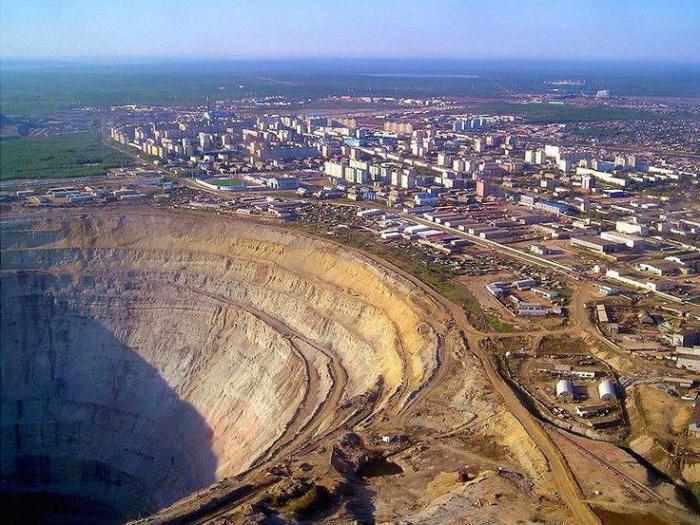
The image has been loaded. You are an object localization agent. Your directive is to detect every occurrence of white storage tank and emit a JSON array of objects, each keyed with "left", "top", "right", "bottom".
[
  {"left": 556, "top": 379, "right": 574, "bottom": 399},
  {"left": 598, "top": 380, "right": 617, "bottom": 401}
]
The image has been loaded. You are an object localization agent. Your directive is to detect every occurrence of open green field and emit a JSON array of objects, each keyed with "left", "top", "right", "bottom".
[
  {"left": 0, "top": 133, "right": 133, "bottom": 180},
  {"left": 214, "top": 178, "right": 244, "bottom": 186}
]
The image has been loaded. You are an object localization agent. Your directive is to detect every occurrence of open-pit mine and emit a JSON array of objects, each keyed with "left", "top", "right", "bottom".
[{"left": 1, "top": 209, "right": 695, "bottom": 524}]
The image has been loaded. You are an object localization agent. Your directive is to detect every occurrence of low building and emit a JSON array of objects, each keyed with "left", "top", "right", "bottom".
[
  {"left": 530, "top": 244, "right": 551, "bottom": 255},
  {"left": 518, "top": 303, "right": 562, "bottom": 316},
  {"left": 596, "top": 304, "right": 609, "bottom": 324},
  {"left": 616, "top": 220, "right": 649, "bottom": 236},
  {"left": 636, "top": 259, "right": 686, "bottom": 276},
  {"left": 670, "top": 331, "right": 700, "bottom": 348},
  {"left": 533, "top": 288, "right": 558, "bottom": 300},
  {"left": 539, "top": 364, "right": 596, "bottom": 378},
  {"left": 605, "top": 270, "right": 674, "bottom": 293},
  {"left": 571, "top": 236, "right": 625, "bottom": 254},
  {"left": 486, "top": 282, "right": 508, "bottom": 297},
  {"left": 665, "top": 252, "right": 700, "bottom": 270},
  {"left": 513, "top": 278, "right": 537, "bottom": 290},
  {"left": 414, "top": 192, "right": 437, "bottom": 206},
  {"left": 587, "top": 414, "right": 621, "bottom": 430},
  {"left": 267, "top": 176, "right": 299, "bottom": 190},
  {"left": 600, "top": 231, "right": 649, "bottom": 250}
]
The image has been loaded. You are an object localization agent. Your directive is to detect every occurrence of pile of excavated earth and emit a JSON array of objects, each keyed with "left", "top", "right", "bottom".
[{"left": 0, "top": 208, "right": 695, "bottom": 524}]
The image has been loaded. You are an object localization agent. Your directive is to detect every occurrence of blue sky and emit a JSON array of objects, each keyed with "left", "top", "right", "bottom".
[{"left": 1, "top": 0, "right": 699, "bottom": 61}]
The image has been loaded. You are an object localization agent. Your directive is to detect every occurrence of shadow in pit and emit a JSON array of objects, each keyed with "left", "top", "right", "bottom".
[
  {"left": 342, "top": 482, "right": 377, "bottom": 525},
  {"left": 0, "top": 272, "right": 218, "bottom": 524},
  {"left": 621, "top": 446, "right": 700, "bottom": 517}
]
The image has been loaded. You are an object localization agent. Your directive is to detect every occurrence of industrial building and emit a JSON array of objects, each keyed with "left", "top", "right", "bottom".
[
  {"left": 571, "top": 236, "right": 625, "bottom": 254},
  {"left": 600, "top": 230, "right": 649, "bottom": 250},
  {"left": 598, "top": 380, "right": 617, "bottom": 401},
  {"left": 636, "top": 259, "right": 686, "bottom": 276},
  {"left": 266, "top": 176, "right": 299, "bottom": 190},
  {"left": 556, "top": 379, "right": 574, "bottom": 399}
]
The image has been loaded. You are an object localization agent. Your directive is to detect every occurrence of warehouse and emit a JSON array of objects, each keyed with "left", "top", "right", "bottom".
[
  {"left": 571, "top": 236, "right": 625, "bottom": 254},
  {"left": 600, "top": 231, "right": 649, "bottom": 250},
  {"left": 636, "top": 259, "right": 686, "bottom": 276}
]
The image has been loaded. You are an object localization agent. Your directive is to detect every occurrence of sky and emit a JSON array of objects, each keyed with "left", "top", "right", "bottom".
[{"left": 1, "top": 0, "right": 699, "bottom": 62}]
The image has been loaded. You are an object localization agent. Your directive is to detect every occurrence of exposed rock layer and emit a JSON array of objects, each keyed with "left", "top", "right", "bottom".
[{"left": 0, "top": 211, "right": 441, "bottom": 521}]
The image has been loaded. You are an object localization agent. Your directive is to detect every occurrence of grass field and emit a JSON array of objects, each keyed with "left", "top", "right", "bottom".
[
  {"left": 0, "top": 133, "right": 133, "bottom": 180},
  {"left": 214, "top": 178, "right": 244, "bottom": 186}
]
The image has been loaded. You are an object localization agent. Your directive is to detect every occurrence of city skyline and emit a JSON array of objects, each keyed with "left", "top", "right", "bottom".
[{"left": 1, "top": 0, "right": 699, "bottom": 62}]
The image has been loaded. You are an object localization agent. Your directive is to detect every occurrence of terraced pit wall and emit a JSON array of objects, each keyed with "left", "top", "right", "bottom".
[{"left": 0, "top": 211, "right": 442, "bottom": 521}]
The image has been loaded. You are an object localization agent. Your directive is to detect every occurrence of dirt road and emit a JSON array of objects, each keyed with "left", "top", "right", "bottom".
[{"left": 352, "top": 247, "right": 602, "bottom": 525}]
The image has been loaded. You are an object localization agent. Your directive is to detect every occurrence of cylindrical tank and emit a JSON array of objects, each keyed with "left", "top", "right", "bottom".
[
  {"left": 556, "top": 379, "right": 574, "bottom": 399},
  {"left": 598, "top": 379, "right": 617, "bottom": 401}
]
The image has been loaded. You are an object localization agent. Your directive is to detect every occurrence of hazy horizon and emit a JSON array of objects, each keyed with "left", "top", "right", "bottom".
[{"left": 1, "top": 0, "right": 699, "bottom": 62}]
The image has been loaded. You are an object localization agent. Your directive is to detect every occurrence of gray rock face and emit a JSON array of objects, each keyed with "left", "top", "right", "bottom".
[{"left": 1, "top": 272, "right": 220, "bottom": 521}]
